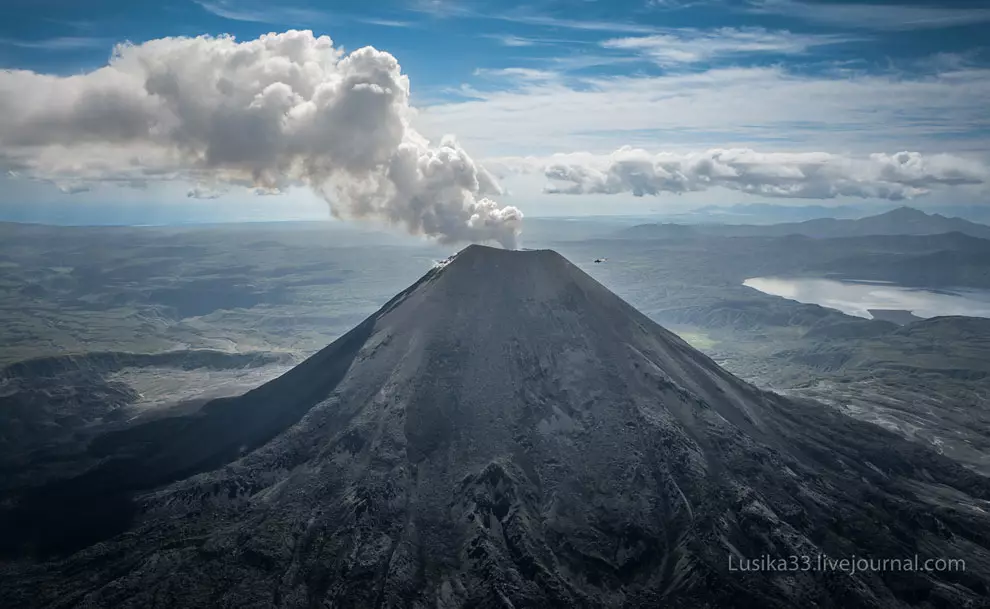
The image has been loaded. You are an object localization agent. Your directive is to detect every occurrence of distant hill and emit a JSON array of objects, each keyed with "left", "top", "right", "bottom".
[
  {"left": 615, "top": 222, "right": 699, "bottom": 240},
  {"left": 893, "top": 315, "right": 990, "bottom": 341},
  {"left": 663, "top": 203, "right": 875, "bottom": 225},
  {"left": 815, "top": 235, "right": 990, "bottom": 288},
  {"left": 617, "top": 206, "right": 990, "bottom": 240}
]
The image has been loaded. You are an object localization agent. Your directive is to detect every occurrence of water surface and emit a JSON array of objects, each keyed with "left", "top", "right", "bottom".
[{"left": 743, "top": 277, "right": 990, "bottom": 320}]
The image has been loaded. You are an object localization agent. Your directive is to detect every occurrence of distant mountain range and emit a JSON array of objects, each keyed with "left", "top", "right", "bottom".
[
  {"left": 661, "top": 203, "right": 875, "bottom": 224},
  {"left": 618, "top": 206, "right": 990, "bottom": 240},
  {"left": 655, "top": 203, "right": 990, "bottom": 226}
]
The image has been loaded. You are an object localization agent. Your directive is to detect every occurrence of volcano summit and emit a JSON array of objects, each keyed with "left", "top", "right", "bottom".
[{"left": 3, "top": 245, "right": 990, "bottom": 608}]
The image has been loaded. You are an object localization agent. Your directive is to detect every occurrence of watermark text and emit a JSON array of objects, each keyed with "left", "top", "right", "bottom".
[{"left": 728, "top": 554, "right": 965, "bottom": 577}]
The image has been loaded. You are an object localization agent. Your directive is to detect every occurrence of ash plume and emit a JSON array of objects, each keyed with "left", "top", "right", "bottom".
[{"left": 0, "top": 30, "right": 523, "bottom": 248}]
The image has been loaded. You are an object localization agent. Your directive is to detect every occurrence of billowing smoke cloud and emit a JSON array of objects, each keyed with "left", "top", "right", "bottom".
[
  {"left": 0, "top": 30, "right": 523, "bottom": 248},
  {"left": 535, "top": 147, "right": 988, "bottom": 200}
]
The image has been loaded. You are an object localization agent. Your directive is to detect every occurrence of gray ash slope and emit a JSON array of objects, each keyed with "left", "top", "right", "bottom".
[{"left": 4, "top": 245, "right": 990, "bottom": 608}]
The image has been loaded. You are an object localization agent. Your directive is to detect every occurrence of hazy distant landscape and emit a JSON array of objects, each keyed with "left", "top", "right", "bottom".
[{"left": 3, "top": 208, "right": 990, "bottom": 481}]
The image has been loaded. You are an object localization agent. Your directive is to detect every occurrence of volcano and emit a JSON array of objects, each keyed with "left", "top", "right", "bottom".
[{"left": 3, "top": 245, "right": 990, "bottom": 608}]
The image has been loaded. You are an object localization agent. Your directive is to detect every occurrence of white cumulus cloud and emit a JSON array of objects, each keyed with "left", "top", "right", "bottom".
[
  {"left": 507, "top": 147, "right": 989, "bottom": 201},
  {"left": 0, "top": 30, "right": 522, "bottom": 247}
]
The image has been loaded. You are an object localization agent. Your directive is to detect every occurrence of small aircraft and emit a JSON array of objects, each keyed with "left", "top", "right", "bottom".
[
  {"left": 594, "top": 257, "right": 608, "bottom": 264},
  {"left": 433, "top": 254, "right": 458, "bottom": 268}
]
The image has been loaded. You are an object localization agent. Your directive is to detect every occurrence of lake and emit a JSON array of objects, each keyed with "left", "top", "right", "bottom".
[{"left": 743, "top": 277, "right": 990, "bottom": 320}]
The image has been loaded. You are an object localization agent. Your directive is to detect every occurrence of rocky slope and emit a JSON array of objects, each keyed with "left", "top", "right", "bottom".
[{"left": 2, "top": 245, "right": 990, "bottom": 608}]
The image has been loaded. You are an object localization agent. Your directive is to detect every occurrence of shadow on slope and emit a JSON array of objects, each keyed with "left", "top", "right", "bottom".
[{"left": 0, "top": 314, "right": 386, "bottom": 557}]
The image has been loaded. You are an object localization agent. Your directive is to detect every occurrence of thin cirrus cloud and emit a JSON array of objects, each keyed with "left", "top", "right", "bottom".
[
  {"left": 419, "top": 64, "right": 990, "bottom": 158},
  {"left": 482, "top": 34, "right": 541, "bottom": 47},
  {"left": 519, "top": 147, "right": 989, "bottom": 201},
  {"left": 0, "top": 37, "right": 111, "bottom": 51},
  {"left": 601, "top": 27, "right": 859, "bottom": 66},
  {"left": 359, "top": 18, "right": 416, "bottom": 28},
  {"left": 193, "top": 0, "right": 327, "bottom": 24},
  {"left": 473, "top": 67, "right": 562, "bottom": 82},
  {"left": 481, "top": 34, "right": 592, "bottom": 47},
  {"left": 408, "top": 3, "right": 661, "bottom": 33},
  {"left": 408, "top": 0, "right": 476, "bottom": 18},
  {"left": 748, "top": 0, "right": 990, "bottom": 31},
  {"left": 499, "top": 14, "right": 659, "bottom": 34},
  {"left": 193, "top": 1, "right": 410, "bottom": 27}
]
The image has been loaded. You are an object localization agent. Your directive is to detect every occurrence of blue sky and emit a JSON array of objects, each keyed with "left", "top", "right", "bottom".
[
  {"left": 3, "top": 1, "right": 987, "bottom": 95},
  {"left": 1, "top": 0, "right": 989, "bottom": 224}
]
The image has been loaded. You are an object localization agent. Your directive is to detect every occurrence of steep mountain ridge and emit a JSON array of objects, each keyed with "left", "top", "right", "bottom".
[{"left": 2, "top": 245, "right": 990, "bottom": 608}]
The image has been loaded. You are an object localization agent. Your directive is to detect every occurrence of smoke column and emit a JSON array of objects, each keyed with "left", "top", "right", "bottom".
[{"left": 0, "top": 30, "right": 523, "bottom": 248}]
